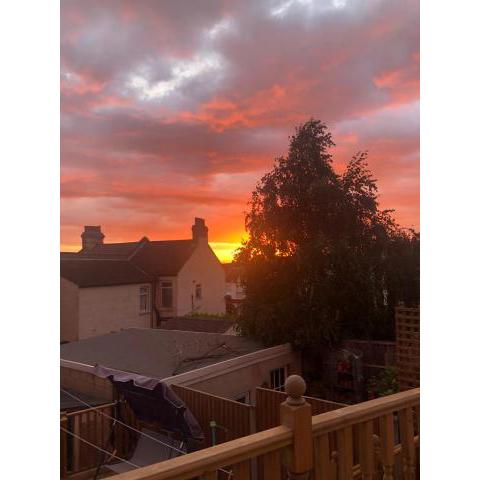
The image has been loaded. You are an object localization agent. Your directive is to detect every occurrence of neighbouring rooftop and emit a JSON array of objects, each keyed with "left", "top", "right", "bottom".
[
  {"left": 60, "top": 328, "right": 263, "bottom": 379},
  {"left": 60, "top": 220, "right": 213, "bottom": 288},
  {"left": 60, "top": 258, "right": 152, "bottom": 288},
  {"left": 158, "top": 316, "right": 235, "bottom": 334}
]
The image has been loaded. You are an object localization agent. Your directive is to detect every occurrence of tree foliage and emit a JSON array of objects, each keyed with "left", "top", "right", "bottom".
[{"left": 234, "top": 120, "right": 419, "bottom": 351}]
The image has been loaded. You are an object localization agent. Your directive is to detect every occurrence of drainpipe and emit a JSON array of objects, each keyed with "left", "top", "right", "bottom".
[
  {"left": 151, "top": 279, "right": 158, "bottom": 328},
  {"left": 209, "top": 420, "right": 217, "bottom": 446}
]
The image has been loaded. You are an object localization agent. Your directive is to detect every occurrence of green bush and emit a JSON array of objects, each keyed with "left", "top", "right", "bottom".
[{"left": 367, "top": 367, "right": 399, "bottom": 397}]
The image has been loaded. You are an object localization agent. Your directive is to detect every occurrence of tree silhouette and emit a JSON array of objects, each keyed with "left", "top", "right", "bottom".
[{"left": 235, "top": 119, "right": 419, "bottom": 350}]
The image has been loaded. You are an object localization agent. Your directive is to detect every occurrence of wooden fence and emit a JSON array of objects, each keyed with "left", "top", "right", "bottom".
[
  {"left": 112, "top": 379, "right": 420, "bottom": 480},
  {"left": 60, "top": 401, "right": 138, "bottom": 478},
  {"left": 255, "top": 387, "right": 346, "bottom": 432},
  {"left": 396, "top": 306, "right": 420, "bottom": 390},
  {"left": 342, "top": 339, "right": 396, "bottom": 367},
  {"left": 60, "top": 386, "right": 254, "bottom": 477},
  {"left": 60, "top": 386, "right": 347, "bottom": 477},
  {"left": 171, "top": 384, "right": 253, "bottom": 447}
]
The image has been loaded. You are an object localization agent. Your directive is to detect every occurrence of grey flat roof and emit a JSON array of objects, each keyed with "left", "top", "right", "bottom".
[
  {"left": 159, "top": 316, "right": 235, "bottom": 334},
  {"left": 60, "top": 328, "right": 264, "bottom": 379}
]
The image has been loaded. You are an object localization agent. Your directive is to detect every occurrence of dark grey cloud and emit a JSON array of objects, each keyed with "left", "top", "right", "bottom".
[{"left": 61, "top": 0, "right": 419, "bottom": 250}]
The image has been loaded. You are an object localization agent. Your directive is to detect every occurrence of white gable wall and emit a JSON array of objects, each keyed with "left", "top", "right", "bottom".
[
  {"left": 176, "top": 242, "right": 226, "bottom": 316},
  {"left": 78, "top": 283, "right": 152, "bottom": 339}
]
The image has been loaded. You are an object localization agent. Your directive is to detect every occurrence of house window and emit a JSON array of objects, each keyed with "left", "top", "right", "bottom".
[
  {"left": 195, "top": 283, "right": 202, "bottom": 300},
  {"left": 161, "top": 281, "right": 173, "bottom": 308},
  {"left": 270, "top": 367, "right": 286, "bottom": 391},
  {"left": 139, "top": 286, "right": 150, "bottom": 313}
]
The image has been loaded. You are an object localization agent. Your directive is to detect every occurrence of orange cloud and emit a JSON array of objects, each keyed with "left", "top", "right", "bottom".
[{"left": 61, "top": 0, "right": 419, "bottom": 261}]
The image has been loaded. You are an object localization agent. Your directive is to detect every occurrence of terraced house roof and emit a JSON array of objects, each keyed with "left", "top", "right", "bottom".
[{"left": 60, "top": 258, "right": 152, "bottom": 288}]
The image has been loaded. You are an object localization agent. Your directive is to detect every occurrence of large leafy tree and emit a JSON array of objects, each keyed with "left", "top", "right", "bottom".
[{"left": 235, "top": 120, "right": 419, "bottom": 350}]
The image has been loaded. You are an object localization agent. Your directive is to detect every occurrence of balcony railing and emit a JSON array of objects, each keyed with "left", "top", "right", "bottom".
[{"left": 109, "top": 375, "right": 419, "bottom": 480}]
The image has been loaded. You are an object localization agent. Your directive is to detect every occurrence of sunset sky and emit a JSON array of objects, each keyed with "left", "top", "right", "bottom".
[{"left": 61, "top": 0, "right": 419, "bottom": 263}]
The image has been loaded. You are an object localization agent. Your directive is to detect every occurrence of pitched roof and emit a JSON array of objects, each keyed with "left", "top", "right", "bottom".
[
  {"left": 79, "top": 241, "right": 144, "bottom": 259},
  {"left": 60, "top": 258, "right": 152, "bottom": 288},
  {"left": 60, "top": 252, "right": 79, "bottom": 259},
  {"left": 130, "top": 240, "right": 196, "bottom": 276},
  {"left": 60, "top": 328, "right": 264, "bottom": 379},
  {"left": 74, "top": 237, "right": 196, "bottom": 277}
]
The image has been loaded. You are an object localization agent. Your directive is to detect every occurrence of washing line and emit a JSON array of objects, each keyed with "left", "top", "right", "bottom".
[
  {"left": 60, "top": 426, "right": 140, "bottom": 469},
  {"left": 61, "top": 388, "right": 186, "bottom": 455},
  {"left": 61, "top": 387, "right": 233, "bottom": 477}
]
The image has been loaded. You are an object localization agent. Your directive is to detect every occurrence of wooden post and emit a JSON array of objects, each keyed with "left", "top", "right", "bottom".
[
  {"left": 314, "top": 434, "right": 332, "bottom": 480},
  {"left": 336, "top": 427, "right": 353, "bottom": 480},
  {"left": 380, "top": 413, "right": 395, "bottom": 480},
  {"left": 233, "top": 460, "right": 251, "bottom": 480},
  {"left": 359, "top": 421, "right": 375, "bottom": 479},
  {"left": 399, "top": 408, "right": 416, "bottom": 480},
  {"left": 202, "top": 471, "right": 218, "bottom": 480},
  {"left": 262, "top": 450, "right": 282, "bottom": 480},
  {"left": 280, "top": 375, "right": 313, "bottom": 480},
  {"left": 60, "top": 414, "right": 68, "bottom": 478},
  {"left": 73, "top": 414, "right": 81, "bottom": 472}
]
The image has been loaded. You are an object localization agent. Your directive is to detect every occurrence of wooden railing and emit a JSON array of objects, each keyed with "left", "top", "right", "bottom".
[
  {"left": 311, "top": 388, "right": 419, "bottom": 479},
  {"left": 61, "top": 401, "right": 138, "bottom": 477},
  {"left": 111, "top": 376, "right": 419, "bottom": 480}
]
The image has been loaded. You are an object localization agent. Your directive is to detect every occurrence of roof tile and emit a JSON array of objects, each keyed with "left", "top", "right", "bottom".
[{"left": 61, "top": 258, "right": 152, "bottom": 288}]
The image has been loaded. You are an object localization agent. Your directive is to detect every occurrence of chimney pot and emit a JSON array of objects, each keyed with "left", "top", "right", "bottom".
[{"left": 81, "top": 225, "right": 105, "bottom": 251}]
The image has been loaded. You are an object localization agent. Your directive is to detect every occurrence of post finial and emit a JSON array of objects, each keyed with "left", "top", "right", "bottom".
[{"left": 285, "top": 374, "right": 306, "bottom": 406}]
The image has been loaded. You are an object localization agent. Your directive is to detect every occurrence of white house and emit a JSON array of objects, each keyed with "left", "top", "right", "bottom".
[
  {"left": 60, "top": 259, "right": 153, "bottom": 342},
  {"left": 223, "top": 263, "right": 246, "bottom": 314},
  {"left": 224, "top": 263, "right": 246, "bottom": 300},
  {"left": 60, "top": 218, "right": 226, "bottom": 342}
]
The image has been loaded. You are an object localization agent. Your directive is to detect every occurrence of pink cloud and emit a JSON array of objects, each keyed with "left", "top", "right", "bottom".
[{"left": 61, "top": 0, "right": 420, "bottom": 257}]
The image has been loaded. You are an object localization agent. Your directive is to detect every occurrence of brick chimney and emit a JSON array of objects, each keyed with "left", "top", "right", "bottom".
[
  {"left": 81, "top": 226, "right": 105, "bottom": 251},
  {"left": 192, "top": 218, "right": 208, "bottom": 244}
]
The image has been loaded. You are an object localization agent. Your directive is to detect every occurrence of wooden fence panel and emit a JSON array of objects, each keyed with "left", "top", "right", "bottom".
[
  {"left": 395, "top": 307, "right": 420, "bottom": 390},
  {"left": 171, "top": 384, "right": 253, "bottom": 448},
  {"left": 255, "top": 387, "right": 346, "bottom": 432},
  {"left": 60, "top": 414, "right": 68, "bottom": 478},
  {"left": 62, "top": 401, "right": 138, "bottom": 475}
]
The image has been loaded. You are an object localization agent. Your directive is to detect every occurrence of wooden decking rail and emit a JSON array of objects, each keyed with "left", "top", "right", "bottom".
[
  {"left": 111, "top": 377, "right": 419, "bottom": 480},
  {"left": 111, "top": 425, "right": 292, "bottom": 480},
  {"left": 311, "top": 387, "right": 419, "bottom": 435}
]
